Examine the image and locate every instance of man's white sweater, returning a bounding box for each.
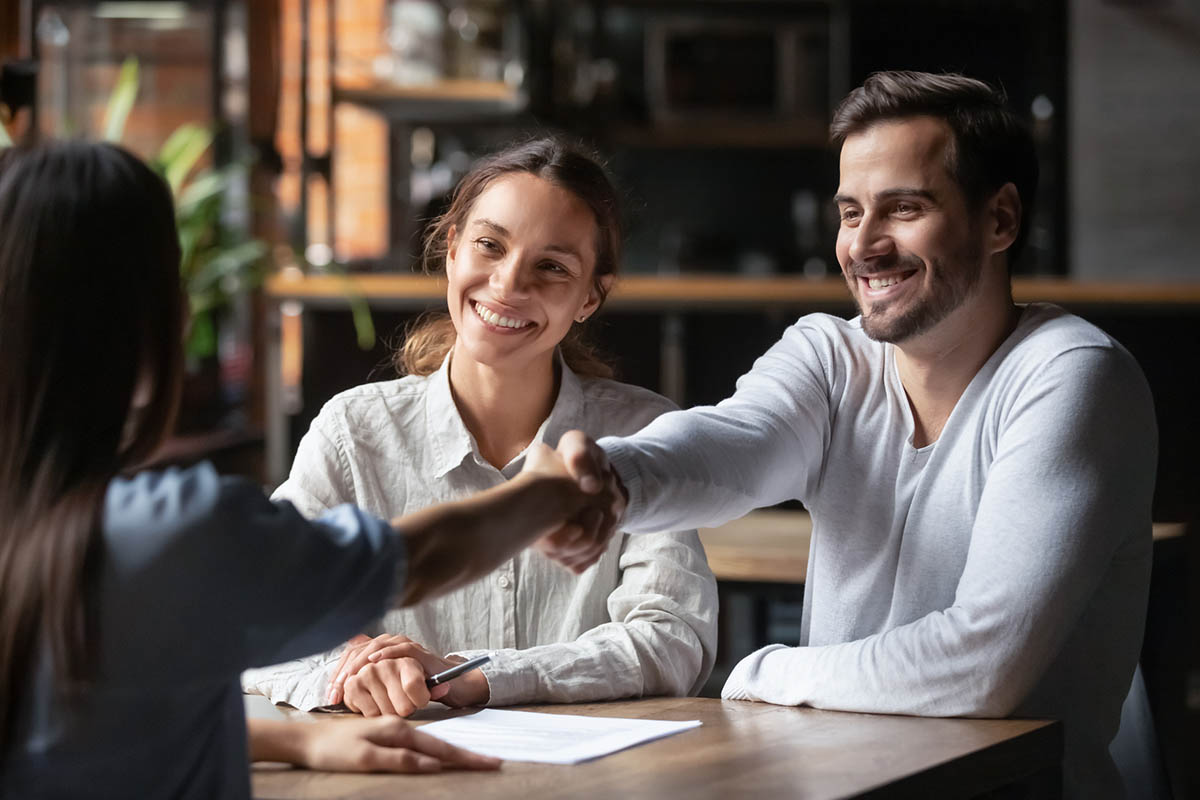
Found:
[602,304,1156,800]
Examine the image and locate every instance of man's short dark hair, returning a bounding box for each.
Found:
[830,70,1039,266]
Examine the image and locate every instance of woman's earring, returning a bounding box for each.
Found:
[576,314,589,323]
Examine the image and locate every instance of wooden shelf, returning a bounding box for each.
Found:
[266,272,1200,311]
[610,118,831,150]
[332,79,525,121]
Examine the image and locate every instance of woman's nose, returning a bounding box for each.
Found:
[490,256,530,299]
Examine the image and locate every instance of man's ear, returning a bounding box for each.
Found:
[987,182,1021,256]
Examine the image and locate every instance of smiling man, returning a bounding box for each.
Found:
[556,71,1156,799]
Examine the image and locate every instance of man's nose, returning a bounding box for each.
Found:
[847,214,893,265]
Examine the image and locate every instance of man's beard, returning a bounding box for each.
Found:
[849,242,985,344]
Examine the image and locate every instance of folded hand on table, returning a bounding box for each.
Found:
[326,634,489,715]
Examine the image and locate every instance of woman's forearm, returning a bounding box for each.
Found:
[391,471,592,607]
[247,718,310,764]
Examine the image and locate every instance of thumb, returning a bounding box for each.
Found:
[523,441,568,478]
[430,683,451,701]
[556,430,605,493]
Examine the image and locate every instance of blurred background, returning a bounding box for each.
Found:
[1,1,1197,796]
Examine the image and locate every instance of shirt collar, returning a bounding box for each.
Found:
[540,349,585,452]
[423,349,587,480]
[425,352,477,480]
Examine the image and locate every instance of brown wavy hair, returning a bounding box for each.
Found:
[396,137,621,379]
[0,141,184,748]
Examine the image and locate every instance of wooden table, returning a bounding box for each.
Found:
[697,510,1186,586]
[698,510,812,584]
[251,697,1062,799]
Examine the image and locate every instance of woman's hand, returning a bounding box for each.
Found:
[248,717,500,773]
[326,634,489,713]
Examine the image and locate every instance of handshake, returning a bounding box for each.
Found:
[524,430,627,573]
[398,430,625,607]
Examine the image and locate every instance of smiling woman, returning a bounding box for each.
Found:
[401,138,622,383]
[243,137,717,718]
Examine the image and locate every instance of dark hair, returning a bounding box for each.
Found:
[830,70,1039,265]
[0,140,184,747]
[397,136,620,379]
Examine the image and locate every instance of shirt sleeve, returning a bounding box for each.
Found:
[244,405,372,704]
[720,345,1156,717]
[270,405,355,517]
[101,466,405,686]
[241,649,343,711]
[454,531,719,706]
[601,321,834,533]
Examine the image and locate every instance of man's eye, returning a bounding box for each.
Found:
[539,261,568,275]
[839,208,861,223]
[894,203,917,214]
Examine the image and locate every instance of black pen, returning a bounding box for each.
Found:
[425,654,491,688]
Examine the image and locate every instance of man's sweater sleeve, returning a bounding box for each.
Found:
[721,345,1156,716]
[602,323,835,533]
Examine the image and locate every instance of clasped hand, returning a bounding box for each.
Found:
[526,433,627,572]
[327,634,488,714]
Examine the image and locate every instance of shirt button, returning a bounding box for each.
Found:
[497,575,511,589]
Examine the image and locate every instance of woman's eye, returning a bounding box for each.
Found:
[539,261,568,275]
[474,238,500,253]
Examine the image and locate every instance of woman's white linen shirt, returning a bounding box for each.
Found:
[243,356,718,710]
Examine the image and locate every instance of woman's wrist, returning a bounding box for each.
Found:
[247,718,312,765]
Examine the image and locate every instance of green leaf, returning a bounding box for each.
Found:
[325,270,376,350]
[155,123,213,196]
[186,310,217,360]
[185,239,267,301]
[349,294,377,350]
[176,167,234,217]
[102,57,139,143]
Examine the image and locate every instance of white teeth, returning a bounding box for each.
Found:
[473,301,530,329]
[868,275,903,289]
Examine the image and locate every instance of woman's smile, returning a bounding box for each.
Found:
[470,299,535,331]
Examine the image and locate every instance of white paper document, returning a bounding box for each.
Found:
[419,709,702,765]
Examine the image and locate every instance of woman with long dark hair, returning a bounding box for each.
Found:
[0,139,617,798]
[244,137,717,717]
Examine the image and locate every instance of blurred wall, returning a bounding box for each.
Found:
[1071,0,1200,278]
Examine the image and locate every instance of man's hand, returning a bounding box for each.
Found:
[248,717,500,773]
[532,431,627,571]
[326,634,489,714]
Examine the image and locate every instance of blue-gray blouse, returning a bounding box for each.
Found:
[2,463,403,799]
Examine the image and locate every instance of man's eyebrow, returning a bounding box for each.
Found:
[876,187,938,203]
[832,188,939,206]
